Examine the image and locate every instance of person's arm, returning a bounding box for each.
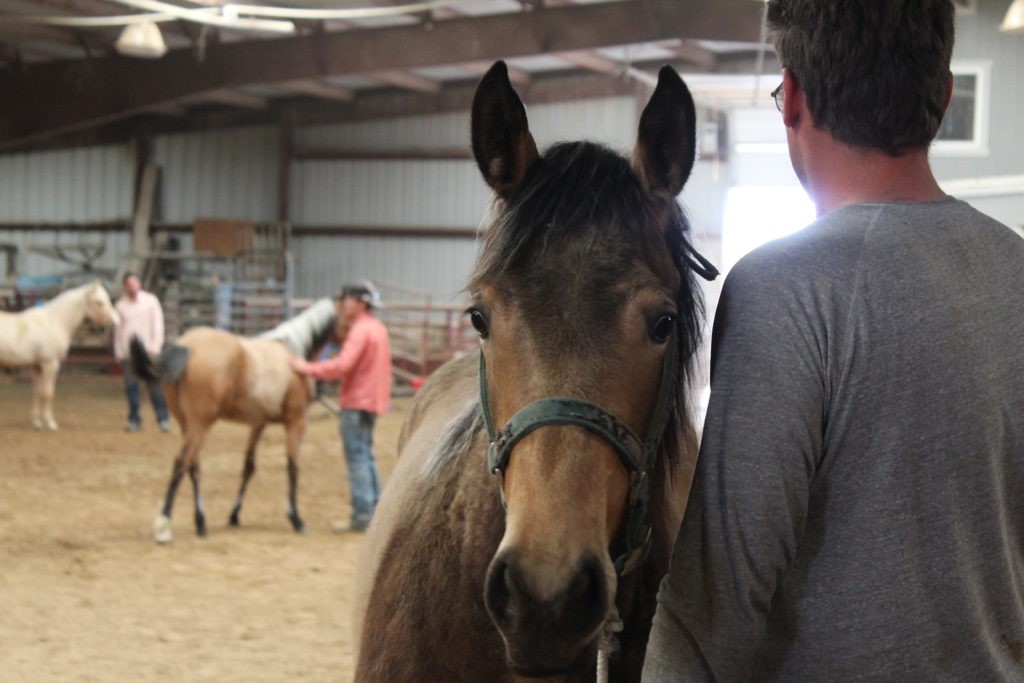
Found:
[151,294,165,353]
[644,255,827,681]
[112,300,127,360]
[295,323,367,382]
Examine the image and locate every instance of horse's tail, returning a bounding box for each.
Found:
[129,336,189,383]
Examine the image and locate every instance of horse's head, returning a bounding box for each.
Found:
[84,280,121,327]
[470,62,705,675]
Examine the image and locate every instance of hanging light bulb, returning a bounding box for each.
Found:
[115,21,168,58]
[1001,0,1024,33]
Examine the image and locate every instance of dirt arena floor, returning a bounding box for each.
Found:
[0,373,409,683]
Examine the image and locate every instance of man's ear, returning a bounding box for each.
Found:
[782,67,802,128]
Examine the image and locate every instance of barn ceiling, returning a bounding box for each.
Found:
[0,0,779,152]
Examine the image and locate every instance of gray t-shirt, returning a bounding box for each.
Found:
[643,198,1024,681]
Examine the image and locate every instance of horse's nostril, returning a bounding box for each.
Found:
[485,556,514,625]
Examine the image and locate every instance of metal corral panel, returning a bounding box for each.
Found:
[153,126,279,224]
[291,159,489,228]
[0,145,133,223]
[292,232,480,303]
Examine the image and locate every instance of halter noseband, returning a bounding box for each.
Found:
[478,331,679,576]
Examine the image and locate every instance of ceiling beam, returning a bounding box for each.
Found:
[368,69,441,94]
[183,89,267,109]
[556,49,622,77]
[0,0,766,149]
[668,40,717,70]
[275,79,355,102]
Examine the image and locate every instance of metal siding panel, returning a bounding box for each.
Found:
[0,144,132,223]
[291,159,489,228]
[291,233,478,303]
[153,126,278,224]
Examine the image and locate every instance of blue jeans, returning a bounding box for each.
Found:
[122,361,169,424]
[340,409,381,524]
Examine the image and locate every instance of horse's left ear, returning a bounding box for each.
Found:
[632,66,697,201]
[471,61,540,199]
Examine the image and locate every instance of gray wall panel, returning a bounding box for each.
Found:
[291,233,480,303]
[290,160,489,228]
[932,1,1024,180]
[0,145,133,223]
[153,126,279,224]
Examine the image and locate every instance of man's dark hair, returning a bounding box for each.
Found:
[767,0,955,156]
[122,271,137,284]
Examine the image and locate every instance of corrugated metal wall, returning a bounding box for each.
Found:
[289,97,640,300]
[152,126,280,224]
[932,1,1024,180]
[292,233,480,303]
[0,145,133,223]
[290,160,488,228]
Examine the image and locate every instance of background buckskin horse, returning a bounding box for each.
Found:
[0,280,120,431]
[353,62,715,682]
[130,298,340,544]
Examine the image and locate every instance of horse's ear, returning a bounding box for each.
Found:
[632,66,697,201]
[471,61,539,199]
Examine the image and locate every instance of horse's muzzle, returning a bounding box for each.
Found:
[485,549,607,674]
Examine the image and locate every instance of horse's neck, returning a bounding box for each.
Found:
[44,288,89,334]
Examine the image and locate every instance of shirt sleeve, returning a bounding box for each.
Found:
[644,253,828,682]
[150,294,165,353]
[304,323,367,382]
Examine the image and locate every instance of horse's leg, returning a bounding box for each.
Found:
[154,424,209,544]
[284,417,306,533]
[38,358,60,431]
[29,365,43,430]
[229,424,265,527]
[189,457,207,538]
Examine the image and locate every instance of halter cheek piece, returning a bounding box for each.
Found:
[478,332,679,576]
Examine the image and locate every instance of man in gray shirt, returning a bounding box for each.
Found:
[643,1,1024,680]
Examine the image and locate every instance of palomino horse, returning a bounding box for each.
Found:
[0,280,120,431]
[353,62,716,682]
[130,298,339,544]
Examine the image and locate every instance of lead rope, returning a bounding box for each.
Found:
[596,606,623,683]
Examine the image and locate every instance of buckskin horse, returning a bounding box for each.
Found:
[130,298,340,544]
[353,62,716,682]
[0,280,120,431]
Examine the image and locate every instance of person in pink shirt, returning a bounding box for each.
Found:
[290,282,392,532]
[113,272,170,433]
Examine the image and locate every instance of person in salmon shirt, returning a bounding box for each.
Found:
[290,282,392,533]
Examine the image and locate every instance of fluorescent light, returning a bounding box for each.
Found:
[115,21,167,59]
[1001,0,1024,33]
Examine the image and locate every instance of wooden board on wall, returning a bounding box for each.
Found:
[193,218,254,257]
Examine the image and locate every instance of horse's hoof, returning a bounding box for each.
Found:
[154,515,173,544]
[290,515,305,533]
[228,514,240,527]
[45,423,59,432]
[31,420,43,431]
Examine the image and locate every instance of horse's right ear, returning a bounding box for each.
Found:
[632,66,697,202]
[471,61,539,199]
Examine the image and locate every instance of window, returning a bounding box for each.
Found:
[933,60,991,156]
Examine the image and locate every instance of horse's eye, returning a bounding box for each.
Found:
[650,315,675,344]
[468,309,489,339]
